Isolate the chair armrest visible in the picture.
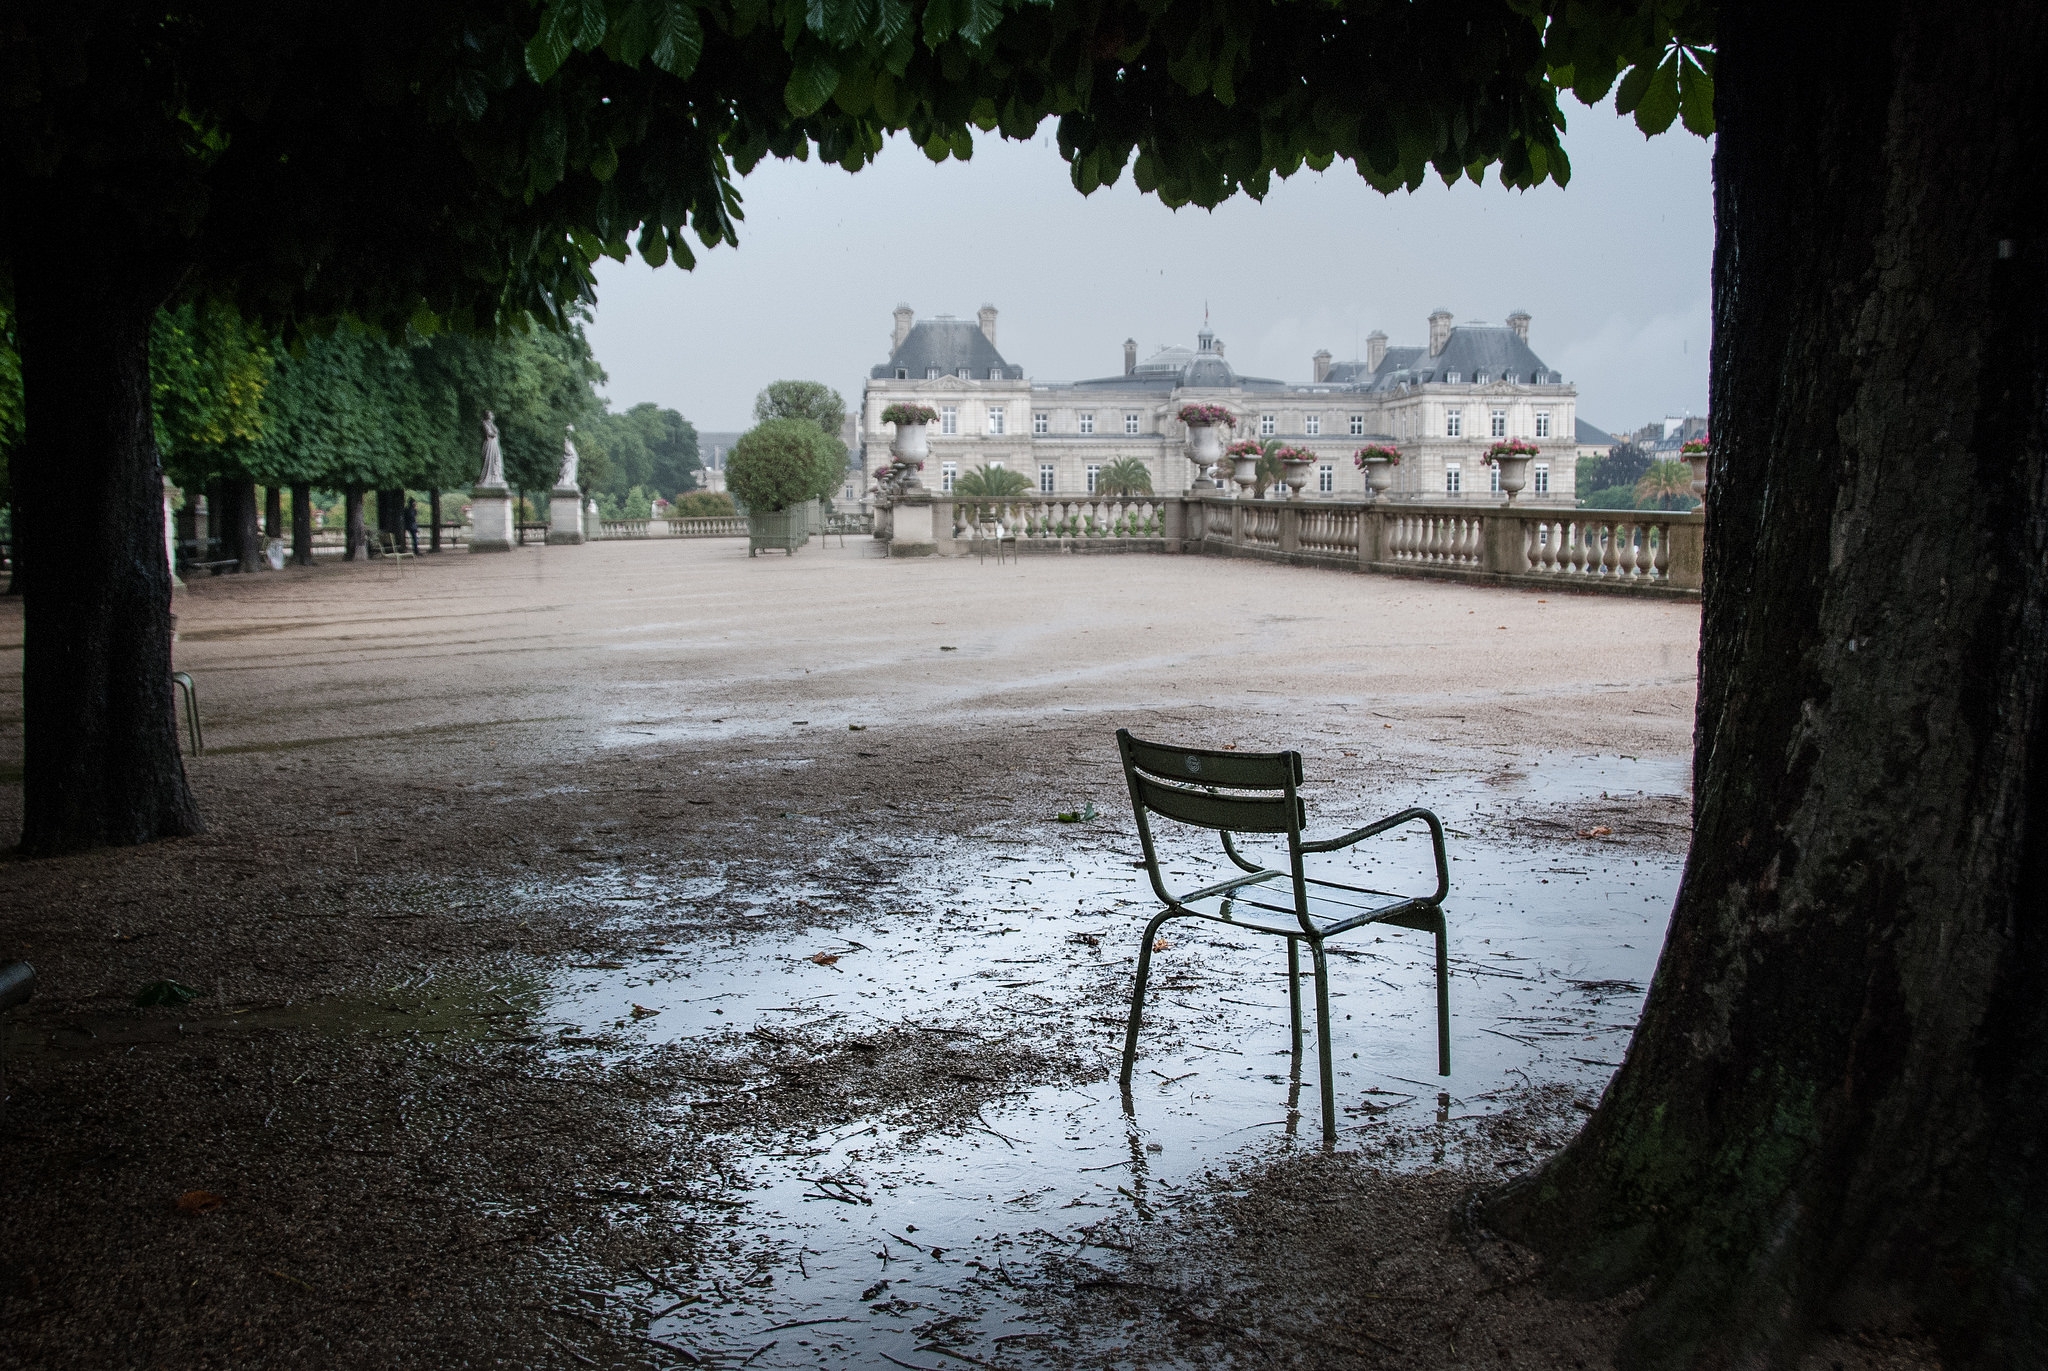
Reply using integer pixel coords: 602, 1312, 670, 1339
1298, 807, 1450, 904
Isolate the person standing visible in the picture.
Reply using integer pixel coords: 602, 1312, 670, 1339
402, 497, 420, 555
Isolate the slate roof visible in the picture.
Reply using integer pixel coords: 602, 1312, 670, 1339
1575, 419, 1615, 445
1356, 328, 1560, 391
1068, 330, 1285, 390
872, 318, 1024, 380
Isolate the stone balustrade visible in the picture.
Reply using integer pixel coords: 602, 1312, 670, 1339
594, 515, 749, 539
878, 490, 1701, 596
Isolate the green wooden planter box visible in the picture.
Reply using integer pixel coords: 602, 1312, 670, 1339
747, 508, 805, 556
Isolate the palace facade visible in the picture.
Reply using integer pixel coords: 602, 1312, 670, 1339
859, 305, 1579, 504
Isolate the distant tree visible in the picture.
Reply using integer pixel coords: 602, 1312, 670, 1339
1581, 484, 1642, 510
1096, 457, 1154, 497
1595, 439, 1653, 492
671, 490, 736, 518
753, 381, 845, 442
1633, 460, 1698, 510
954, 464, 1032, 498
584, 402, 699, 500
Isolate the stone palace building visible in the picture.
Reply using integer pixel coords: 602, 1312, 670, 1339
860, 305, 1579, 504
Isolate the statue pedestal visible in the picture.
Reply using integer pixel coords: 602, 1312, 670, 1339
547, 486, 585, 545
469, 485, 514, 552
887, 492, 936, 557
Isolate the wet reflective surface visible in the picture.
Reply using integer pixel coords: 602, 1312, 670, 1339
505, 754, 1685, 1367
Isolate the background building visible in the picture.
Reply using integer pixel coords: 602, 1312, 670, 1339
860, 305, 1580, 504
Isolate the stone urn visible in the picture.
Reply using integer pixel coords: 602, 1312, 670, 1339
893, 458, 924, 491
1493, 454, 1531, 503
1231, 454, 1260, 494
1360, 457, 1397, 501
1686, 453, 1709, 497
891, 420, 930, 464
1186, 423, 1224, 491
1281, 458, 1317, 499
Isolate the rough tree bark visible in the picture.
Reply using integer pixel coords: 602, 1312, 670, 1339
223, 477, 260, 572
8, 243, 201, 853
264, 485, 281, 541
429, 488, 442, 553
290, 483, 312, 567
1488, 2, 2047, 1365
343, 488, 364, 562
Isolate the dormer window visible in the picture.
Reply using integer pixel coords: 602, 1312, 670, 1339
1503, 372, 1517, 384
1475, 371, 1490, 384
896, 367, 908, 379
989, 368, 1002, 380
957, 368, 971, 380
926, 366, 941, 380
1445, 372, 1461, 384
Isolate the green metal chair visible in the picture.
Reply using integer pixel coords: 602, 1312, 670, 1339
1114, 728, 1451, 1146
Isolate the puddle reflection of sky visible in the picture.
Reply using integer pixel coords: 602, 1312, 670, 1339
535, 753, 1686, 1368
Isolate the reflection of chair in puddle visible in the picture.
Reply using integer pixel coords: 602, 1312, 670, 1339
1113, 728, 1452, 1147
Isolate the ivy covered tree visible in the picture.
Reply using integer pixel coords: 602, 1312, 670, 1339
6, 3, 2047, 1363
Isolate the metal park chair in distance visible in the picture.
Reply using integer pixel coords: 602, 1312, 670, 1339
1114, 729, 1452, 1146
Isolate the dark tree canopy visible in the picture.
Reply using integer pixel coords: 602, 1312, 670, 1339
19, 3, 2048, 1369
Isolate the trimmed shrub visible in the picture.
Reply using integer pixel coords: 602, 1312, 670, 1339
725, 418, 844, 512
672, 490, 736, 518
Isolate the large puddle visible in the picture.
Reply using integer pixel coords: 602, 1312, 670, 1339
6, 752, 1685, 1368
514, 752, 1686, 1367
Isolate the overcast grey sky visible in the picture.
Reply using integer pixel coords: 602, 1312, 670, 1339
585, 108, 1711, 436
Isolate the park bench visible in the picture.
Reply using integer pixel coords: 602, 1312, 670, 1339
1114, 728, 1452, 1147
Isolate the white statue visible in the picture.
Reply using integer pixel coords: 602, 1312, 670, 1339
556, 424, 579, 489
478, 410, 506, 488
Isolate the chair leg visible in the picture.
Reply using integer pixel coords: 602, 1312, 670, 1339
1432, 910, 1451, 1076
1310, 939, 1337, 1147
1119, 911, 1177, 1092
171, 672, 201, 755
1287, 937, 1304, 1067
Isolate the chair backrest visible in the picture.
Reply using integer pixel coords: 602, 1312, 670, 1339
1117, 729, 1305, 836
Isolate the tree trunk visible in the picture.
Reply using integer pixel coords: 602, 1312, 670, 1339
376, 487, 403, 554
429, 488, 441, 552
8, 253, 201, 853
224, 477, 260, 572
290, 483, 312, 567
1486, 2, 2048, 1365
264, 485, 281, 541
343, 488, 364, 561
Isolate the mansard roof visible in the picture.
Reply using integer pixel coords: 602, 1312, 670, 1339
872, 317, 1024, 380
1575, 418, 1615, 445
1358, 328, 1560, 391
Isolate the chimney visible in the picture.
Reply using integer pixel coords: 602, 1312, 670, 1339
1428, 309, 1454, 357
978, 304, 998, 346
1124, 338, 1137, 375
1507, 310, 1531, 342
1366, 330, 1388, 371
1312, 349, 1332, 383
892, 304, 914, 351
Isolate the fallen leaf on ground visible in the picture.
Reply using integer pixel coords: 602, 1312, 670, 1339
176, 1190, 225, 1214
809, 953, 841, 967
1152, 938, 1171, 952
629, 1003, 660, 1018
1578, 825, 1614, 838
136, 980, 198, 1007
1073, 933, 1101, 947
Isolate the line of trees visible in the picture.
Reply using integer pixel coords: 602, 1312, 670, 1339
1, 300, 700, 569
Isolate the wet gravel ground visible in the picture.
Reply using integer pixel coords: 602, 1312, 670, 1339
0, 538, 1895, 1369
